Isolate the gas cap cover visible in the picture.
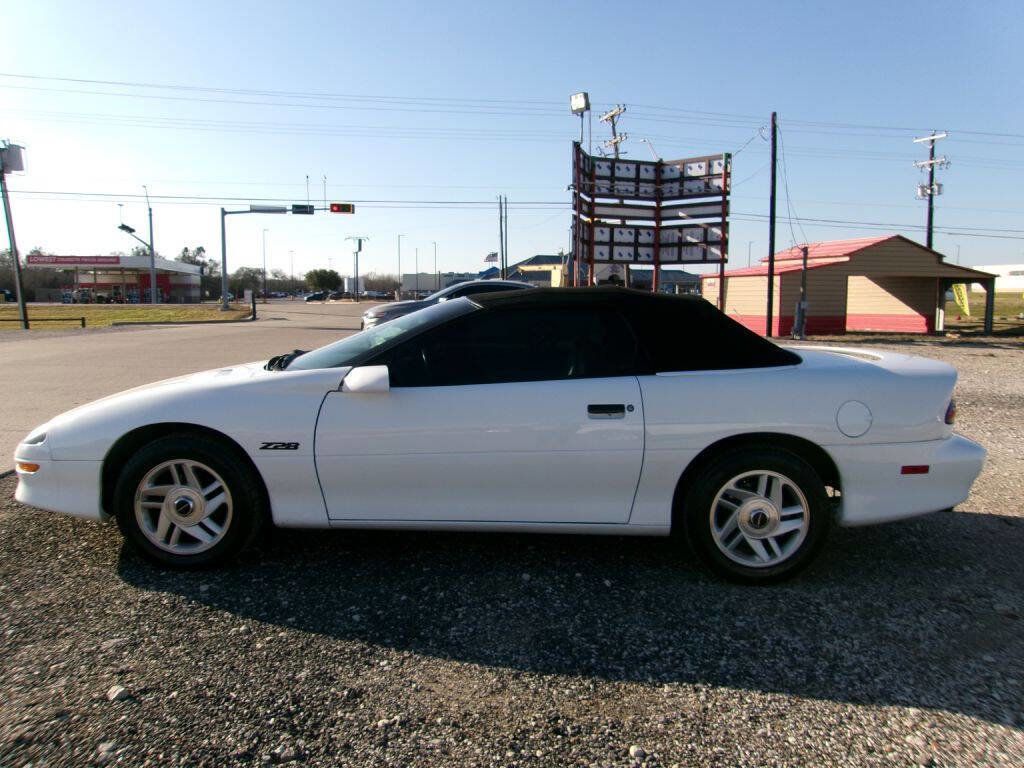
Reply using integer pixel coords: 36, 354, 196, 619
836, 400, 872, 438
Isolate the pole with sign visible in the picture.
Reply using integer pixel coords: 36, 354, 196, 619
571, 143, 731, 291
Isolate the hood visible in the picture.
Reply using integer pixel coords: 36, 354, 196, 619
49, 361, 269, 427
36, 361, 348, 461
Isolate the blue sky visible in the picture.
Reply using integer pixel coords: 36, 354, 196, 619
2, 0, 1022, 278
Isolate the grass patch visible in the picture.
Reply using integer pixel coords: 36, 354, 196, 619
0, 304, 250, 330
944, 293, 1024, 335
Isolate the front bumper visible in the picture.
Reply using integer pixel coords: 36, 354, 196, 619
829, 434, 985, 527
14, 439, 105, 521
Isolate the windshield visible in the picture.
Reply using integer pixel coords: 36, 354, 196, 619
286, 298, 478, 371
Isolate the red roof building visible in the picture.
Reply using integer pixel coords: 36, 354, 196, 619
701, 235, 997, 336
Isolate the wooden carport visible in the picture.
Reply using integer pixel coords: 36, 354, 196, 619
702, 235, 998, 336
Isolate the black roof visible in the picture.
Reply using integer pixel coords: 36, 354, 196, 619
471, 286, 799, 370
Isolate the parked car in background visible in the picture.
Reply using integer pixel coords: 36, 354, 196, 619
361, 279, 532, 329
304, 291, 327, 302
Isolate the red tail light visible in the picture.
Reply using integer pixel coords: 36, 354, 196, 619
944, 399, 957, 425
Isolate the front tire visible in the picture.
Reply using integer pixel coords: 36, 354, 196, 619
113, 434, 267, 568
681, 446, 831, 583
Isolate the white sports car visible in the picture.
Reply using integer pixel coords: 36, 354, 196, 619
14, 287, 985, 582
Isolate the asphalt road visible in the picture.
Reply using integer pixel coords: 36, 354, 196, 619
0, 338, 1021, 766
0, 300, 372, 468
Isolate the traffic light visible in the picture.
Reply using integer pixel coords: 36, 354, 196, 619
329, 202, 355, 214
291, 204, 315, 215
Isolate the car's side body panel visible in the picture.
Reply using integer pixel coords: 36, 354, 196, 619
315, 377, 644, 523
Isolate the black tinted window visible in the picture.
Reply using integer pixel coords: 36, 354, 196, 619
449, 282, 523, 299
373, 306, 639, 387
621, 297, 800, 372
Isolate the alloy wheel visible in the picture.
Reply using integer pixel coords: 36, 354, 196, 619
133, 459, 234, 555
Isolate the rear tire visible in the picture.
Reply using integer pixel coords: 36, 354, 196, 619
113, 434, 267, 568
680, 446, 831, 584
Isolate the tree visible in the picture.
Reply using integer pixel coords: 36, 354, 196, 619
230, 266, 265, 294
305, 269, 342, 291
363, 272, 399, 292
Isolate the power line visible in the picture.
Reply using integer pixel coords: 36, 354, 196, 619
4, 71, 1023, 141
777, 126, 808, 245
10, 188, 1024, 240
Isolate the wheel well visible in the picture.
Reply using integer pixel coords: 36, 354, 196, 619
671, 433, 841, 524
100, 423, 268, 516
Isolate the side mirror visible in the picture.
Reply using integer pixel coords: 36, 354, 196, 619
342, 365, 390, 394
437, 296, 448, 302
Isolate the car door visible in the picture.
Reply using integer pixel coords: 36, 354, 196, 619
315, 304, 645, 524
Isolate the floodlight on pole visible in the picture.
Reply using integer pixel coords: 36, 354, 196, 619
570, 92, 590, 144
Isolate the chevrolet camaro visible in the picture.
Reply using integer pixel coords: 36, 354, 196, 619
14, 288, 985, 582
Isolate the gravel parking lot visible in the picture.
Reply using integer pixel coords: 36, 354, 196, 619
1, 337, 1022, 767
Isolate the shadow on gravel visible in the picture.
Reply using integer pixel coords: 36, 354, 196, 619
117, 509, 1024, 727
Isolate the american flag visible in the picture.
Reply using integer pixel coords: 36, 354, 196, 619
484, 252, 499, 263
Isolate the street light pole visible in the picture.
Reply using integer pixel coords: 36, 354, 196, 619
143, 185, 157, 304
220, 207, 288, 313
262, 228, 268, 303
220, 208, 229, 310
397, 234, 404, 299
0, 143, 28, 329
415, 247, 419, 295
432, 241, 438, 290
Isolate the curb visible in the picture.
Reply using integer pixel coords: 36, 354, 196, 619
110, 312, 255, 327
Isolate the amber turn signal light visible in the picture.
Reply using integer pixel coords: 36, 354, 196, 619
16, 462, 40, 474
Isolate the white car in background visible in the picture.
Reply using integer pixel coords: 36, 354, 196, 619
14, 287, 985, 582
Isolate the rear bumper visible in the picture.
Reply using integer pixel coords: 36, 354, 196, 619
829, 434, 985, 527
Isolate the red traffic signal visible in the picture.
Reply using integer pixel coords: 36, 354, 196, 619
329, 202, 355, 214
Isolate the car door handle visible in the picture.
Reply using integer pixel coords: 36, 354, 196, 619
588, 403, 626, 419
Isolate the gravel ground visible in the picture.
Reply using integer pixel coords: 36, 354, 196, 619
1, 338, 1022, 767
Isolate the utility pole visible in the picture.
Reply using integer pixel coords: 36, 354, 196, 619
497, 197, 505, 279
793, 245, 809, 340
261, 228, 269, 303
289, 250, 295, 291
747, 240, 754, 267
432, 241, 438, 290
414, 247, 419, 295
143, 185, 157, 304
345, 236, 369, 302
502, 197, 509, 277
0, 142, 28, 329
913, 132, 948, 250
397, 234, 404, 299
766, 111, 778, 337
599, 105, 627, 158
